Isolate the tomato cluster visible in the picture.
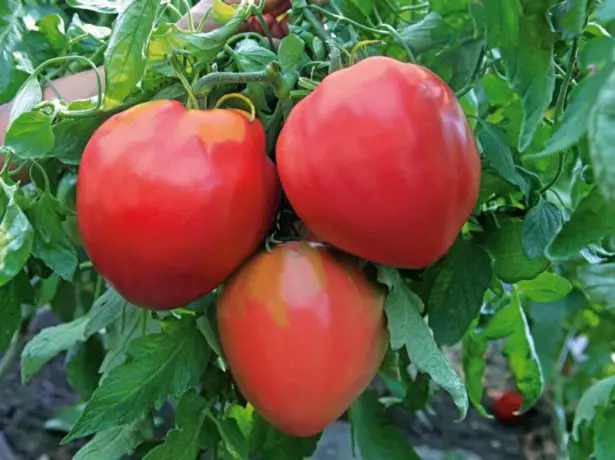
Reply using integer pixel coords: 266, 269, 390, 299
77, 55, 480, 436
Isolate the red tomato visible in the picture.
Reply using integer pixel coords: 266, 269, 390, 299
492, 391, 524, 424
77, 100, 279, 309
217, 241, 389, 436
276, 56, 481, 268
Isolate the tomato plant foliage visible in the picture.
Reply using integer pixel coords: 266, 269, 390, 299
1, 0, 615, 458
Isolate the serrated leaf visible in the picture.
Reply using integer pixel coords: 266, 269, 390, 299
103, 0, 159, 108
576, 263, 615, 307
399, 13, 451, 55
489, 219, 550, 283
233, 39, 277, 72
65, 317, 210, 441
349, 390, 421, 460
52, 114, 106, 165
477, 122, 529, 195
73, 423, 143, 460
549, 187, 615, 258
86, 289, 130, 336
0, 0, 27, 104
21, 316, 89, 383
472, 0, 555, 150
278, 34, 304, 73
377, 266, 468, 419
589, 67, 615, 211
4, 111, 55, 159
517, 272, 572, 302
522, 199, 563, 259
25, 192, 77, 281
483, 293, 544, 411
431, 38, 485, 92
211, 416, 248, 460
66, 336, 106, 399
0, 181, 34, 287
0, 270, 30, 351
427, 239, 492, 346
144, 389, 210, 460
540, 65, 612, 156
572, 375, 615, 440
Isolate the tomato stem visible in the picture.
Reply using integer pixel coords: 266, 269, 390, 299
193, 62, 290, 98
349, 40, 382, 65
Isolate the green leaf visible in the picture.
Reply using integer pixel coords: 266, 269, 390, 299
597, 0, 615, 22
86, 288, 130, 336
37, 14, 68, 52
233, 39, 277, 72
51, 114, 106, 165
589, 67, 615, 211
349, 390, 421, 460
65, 317, 210, 441
522, 199, 563, 259
517, 272, 572, 302
66, 336, 106, 399
540, 65, 612, 156
549, 187, 615, 258
0, 181, 34, 287
8, 77, 43, 126
0, 270, 30, 351
0, 0, 27, 104
400, 13, 452, 55
572, 375, 615, 441
427, 239, 492, 346
66, 0, 121, 14
278, 34, 305, 73
73, 423, 143, 460
211, 416, 248, 460
576, 263, 615, 307
25, 192, 77, 281
476, 121, 529, 195
21, 316, 89, 383
4, 111, 55, 159
482, 293, 544, 411
488, 219, 550, 283
472, 0, 555, 150
103, 0, 159, 108
430, 38, 485, 92
377, 266, 468, 419
461, 325, 490, 417
551, 0, 589, 39
144, 389, 210, 460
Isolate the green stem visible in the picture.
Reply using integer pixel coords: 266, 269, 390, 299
94, 274, 104, 300
0, 331, 23, 383
553, 38, 579, 124
301, 6, 334, 46
379, 23, 414, 62
193, 62, 289, 98
170, 55, 199, 109
255, 11, 276, 51
400, 2, 428, 11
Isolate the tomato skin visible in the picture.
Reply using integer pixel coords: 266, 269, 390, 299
492, 391, 524, 424
276, 56, 481, 268
77, 100, 279, 310
217, 241, 389, 436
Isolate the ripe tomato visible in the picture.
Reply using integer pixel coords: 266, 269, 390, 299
217, 241, 389, 436
492, 391, 524, 424
77, 100, 279, 309
276, 56, 481, 268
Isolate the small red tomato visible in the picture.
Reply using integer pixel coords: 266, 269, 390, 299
276, 56, 481, 269
492, 391, 524, 424
77, 100, 279, 309
217, 241, 389, 436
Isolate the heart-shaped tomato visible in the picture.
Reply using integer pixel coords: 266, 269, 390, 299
217, 241, 389, 436
77, 100, 279, 309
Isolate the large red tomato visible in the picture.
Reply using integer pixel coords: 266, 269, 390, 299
276, 56, 481, 268
217, 241, 388, 436
77, 100, 279, 309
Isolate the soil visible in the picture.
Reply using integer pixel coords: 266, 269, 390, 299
0, 312, 558, 460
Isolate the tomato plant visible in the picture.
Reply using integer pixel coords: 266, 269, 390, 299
1, 0, 615, 459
